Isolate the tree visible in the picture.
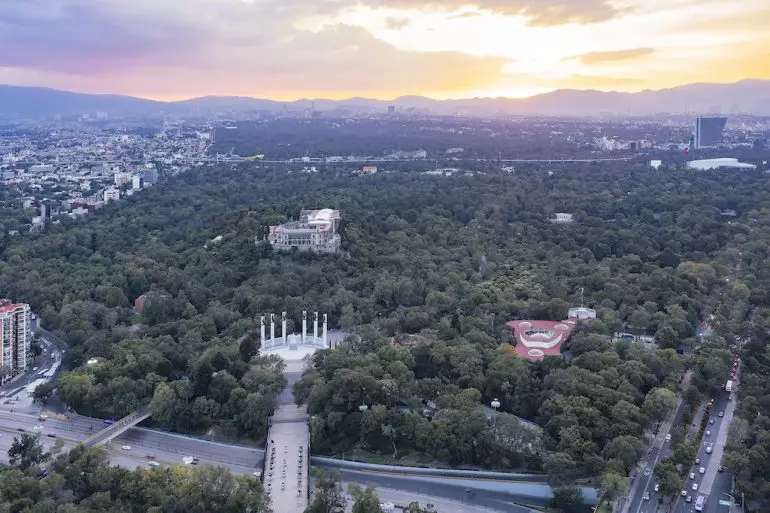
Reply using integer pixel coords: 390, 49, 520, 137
598, 472, 627, 507
642, 388, 677, 424
306, 470, 347, 513
548, 486, 584, 513
8, 433, 49, 469
654, 459, 681, 498
350, 483, 384, 513
30, 339, 43, 358
33, 382, 55, 405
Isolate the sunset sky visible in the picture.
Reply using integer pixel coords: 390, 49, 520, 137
1, 0, 769, 101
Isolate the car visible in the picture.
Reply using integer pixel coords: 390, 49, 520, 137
16, 428, 24, 432
46, 433, 56, 438
699, 467, 705, 474
705, 430, 711, 436
718, 466, 724, 472
121, 445, 132, 451
696, 458, 700, 464
643, 468, 651, 476
709, 419, 714, 424
643, 492, 650, 501
654, 484, 659, 492
719, 411, 724, 417
706, 445, 713, 454
665, 434, 671, 442
253, 471, 261, 478
281, 482, 286, 490
692, 483, 698, 491
681, 490, 688, 497
148, 461, 159, 467
686, 496, 693, 503
689, 472, 695, 480
146, 454, 156, 460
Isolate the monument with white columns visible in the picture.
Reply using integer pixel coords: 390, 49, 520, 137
259, 310, 331, 361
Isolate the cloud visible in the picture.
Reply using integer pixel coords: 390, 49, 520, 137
0, 0, 507, 98
385, 16, 411, 29
349, 0, 626, 25
579, 47, 655, 65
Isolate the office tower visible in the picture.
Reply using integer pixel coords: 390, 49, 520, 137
695, 117, 727, 149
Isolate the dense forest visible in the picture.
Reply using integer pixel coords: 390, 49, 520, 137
0, 163, 768, 479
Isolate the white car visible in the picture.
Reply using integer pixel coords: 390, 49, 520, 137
689, 472, 695, 480
654, 484, 660, 492
692, 483, 699, 491
681, 490, 687, 497
121, 445, 132, 451
699, 467, 705, 474
706, 446, 713, 454
643, 492, 650, 501
705, 430, 711, 436
665, 434, 671, 442
148, 461, 159, 467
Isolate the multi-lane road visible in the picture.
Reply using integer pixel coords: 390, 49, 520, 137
625, 391, 687, 513
625, 381, 739, 513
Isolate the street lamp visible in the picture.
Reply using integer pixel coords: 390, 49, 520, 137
491, 398, 501, 430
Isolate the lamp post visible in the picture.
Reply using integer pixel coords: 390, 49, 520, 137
491, 398, 501, 430
359, 387, 368, 413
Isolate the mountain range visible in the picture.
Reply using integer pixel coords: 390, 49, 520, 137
1, 80, 770, 118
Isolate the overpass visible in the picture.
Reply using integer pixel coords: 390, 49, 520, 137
81, 405, 152, 448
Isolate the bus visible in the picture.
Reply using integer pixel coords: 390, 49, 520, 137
695, 494, 705, 512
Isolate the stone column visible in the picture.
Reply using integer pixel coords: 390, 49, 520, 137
302, 311, 307, 344
260, 315, 265, 345
313, 312, 318, 344
270, 313, 275, 341
322, 313, 328, 348
281, 311, 287, 344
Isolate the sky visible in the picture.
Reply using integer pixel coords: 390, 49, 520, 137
1, 0, 769, 101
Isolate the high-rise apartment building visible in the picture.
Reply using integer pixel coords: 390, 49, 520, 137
695, 117, 727, 149
0, 299, 32, 376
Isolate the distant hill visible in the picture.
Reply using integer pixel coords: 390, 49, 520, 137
1, 80, 769, 118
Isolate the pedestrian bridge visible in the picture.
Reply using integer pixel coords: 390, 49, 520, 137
81, 405, 152, 448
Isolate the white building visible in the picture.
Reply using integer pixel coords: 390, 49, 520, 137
132, 175, 142, 190
568, 307, 597, 320
686, 158, 756, 170
114, 172, 133, 186
267, 209, 341, 253
29, 164, 54, 173
0, 299, 31, 376
103, 187, 120, 202
552, 213, 574, 223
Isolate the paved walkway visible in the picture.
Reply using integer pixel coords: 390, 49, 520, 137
264, 358, 311, 513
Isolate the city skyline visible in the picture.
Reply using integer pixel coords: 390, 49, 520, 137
1, 0, 769, 101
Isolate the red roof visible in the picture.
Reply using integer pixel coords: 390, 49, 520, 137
0, 300, 28, 315
505, 319, 576, 361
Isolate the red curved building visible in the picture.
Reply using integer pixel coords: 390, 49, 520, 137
505, 319, 577, 361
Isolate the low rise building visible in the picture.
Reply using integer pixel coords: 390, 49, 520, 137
267, 209, 341, 253
687, 158, 756, 170
552, 213, 574, 223
103, 187, 120, 202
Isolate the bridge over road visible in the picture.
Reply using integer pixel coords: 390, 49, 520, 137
81, 405, 152, 448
